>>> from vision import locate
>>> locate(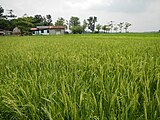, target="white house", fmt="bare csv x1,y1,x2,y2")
31,26,65,35
0,29,12,36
